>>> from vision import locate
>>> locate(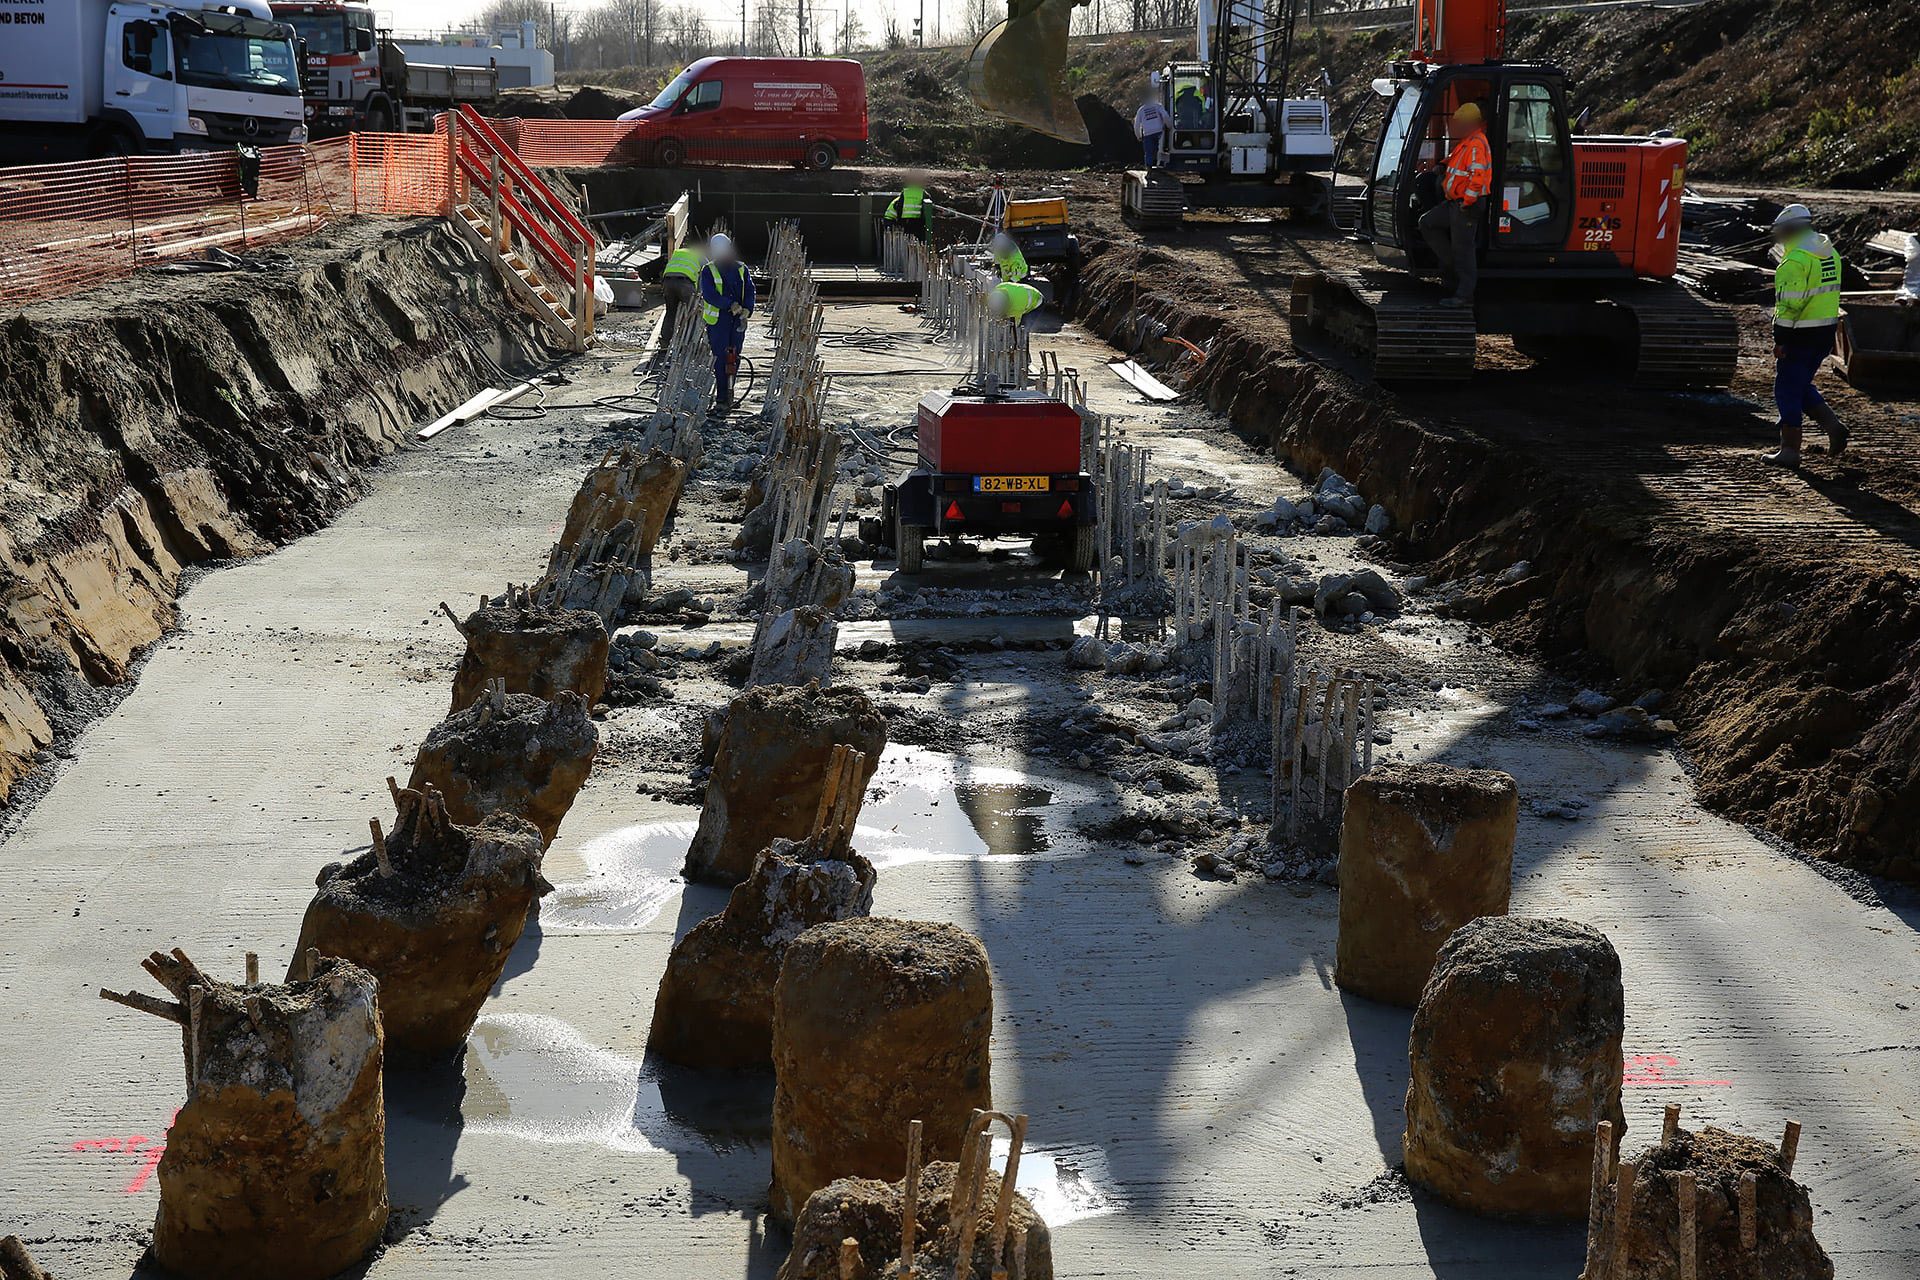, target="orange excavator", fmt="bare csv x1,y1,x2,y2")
1291,0,1738,385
